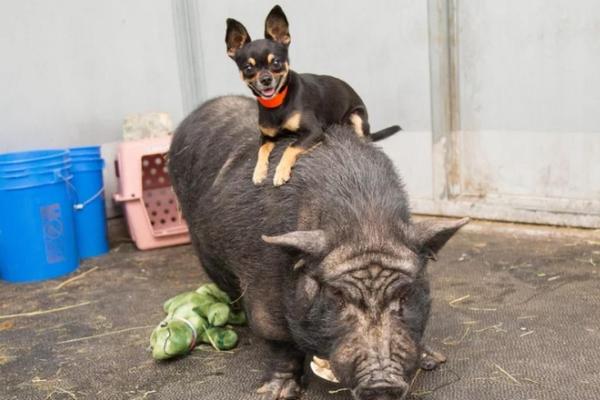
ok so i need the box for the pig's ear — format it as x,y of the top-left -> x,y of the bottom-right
413,218 -> 470,259
262,230 -> 327,255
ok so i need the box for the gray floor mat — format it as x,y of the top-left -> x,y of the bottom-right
1,221 -> 599,400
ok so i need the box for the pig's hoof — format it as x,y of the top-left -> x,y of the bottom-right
257,372 -> 302,399
420,347 -> 447,371
273,167 -> 291,186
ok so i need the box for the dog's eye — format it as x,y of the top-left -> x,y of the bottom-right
271,58 -> 282,70
243,64 -> 255,75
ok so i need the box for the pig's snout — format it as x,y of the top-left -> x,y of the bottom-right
355,382 -> 410,400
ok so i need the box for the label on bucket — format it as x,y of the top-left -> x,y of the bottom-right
40,204 -> 65,264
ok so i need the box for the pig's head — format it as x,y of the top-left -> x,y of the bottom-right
263,217 -> 469,400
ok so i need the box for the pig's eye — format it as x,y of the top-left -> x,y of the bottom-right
328,288 -> 346,309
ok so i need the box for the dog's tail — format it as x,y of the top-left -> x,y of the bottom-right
370,125 -> 402,142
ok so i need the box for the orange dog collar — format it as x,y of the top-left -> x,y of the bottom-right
257,86 -> 289,108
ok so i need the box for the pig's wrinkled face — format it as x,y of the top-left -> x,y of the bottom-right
264,218 -> 469,400
289,250 -> 428,400
327,264 -> 423,399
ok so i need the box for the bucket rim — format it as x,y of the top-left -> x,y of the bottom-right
69,146 -> 101,155
70,156 -> 103,162
0,149 -> 69,166
0,164 -> 71,178
69,145 -> 101,151
0,157 -> 72,173
0,170 -> 72,191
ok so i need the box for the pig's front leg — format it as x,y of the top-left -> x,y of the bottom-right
245,289 -> 305,399
257,341 -> 305,400
420,344 -> 447,370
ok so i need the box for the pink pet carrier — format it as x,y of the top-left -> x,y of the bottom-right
113,136 -> 190,250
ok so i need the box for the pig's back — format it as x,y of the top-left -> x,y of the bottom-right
169,96 -> 259,213
170,96 -> 300,286
169,95 -> 410,284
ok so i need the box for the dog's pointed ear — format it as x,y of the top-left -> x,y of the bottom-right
226,18 -> 251,58
264,5 -> 291,46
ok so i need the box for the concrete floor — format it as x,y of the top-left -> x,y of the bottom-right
1,219 -> 599,400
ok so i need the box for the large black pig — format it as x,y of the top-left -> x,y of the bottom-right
169,96 -> 468,400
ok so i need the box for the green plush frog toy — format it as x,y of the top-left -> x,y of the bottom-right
150,283 -> 246,360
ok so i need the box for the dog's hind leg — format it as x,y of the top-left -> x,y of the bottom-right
347,108 -> 370,138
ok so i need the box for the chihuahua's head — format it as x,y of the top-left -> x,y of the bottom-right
226,5 -> 291,99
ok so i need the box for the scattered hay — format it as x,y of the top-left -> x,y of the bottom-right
54,267 -> 99,290
517,315 -> 537,320
57,325 -> 153,345
407,367 -> 422,393
0,301 -> 93,320
0,320 -> 14,331
473,377 -> 501,382
411,389 -> 433,397
448,294 -> 471,308
44,387 -> 78,400
442,327 -> 471,346
575,257 -> 597,267
413,368 -> 462,395
446,295 -> 496,312
492,363 -> 520,385
328,388 -> 351,395
0,354 -> 11,365
474,323 -> 506,334
230,284 -> 249,305
132,390 -> 157,400
194,345 -> 237,355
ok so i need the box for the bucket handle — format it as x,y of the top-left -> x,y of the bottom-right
73,186 -> 105,210
55,170 -> 105,211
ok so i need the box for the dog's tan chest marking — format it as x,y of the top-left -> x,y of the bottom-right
259,125 -> 279,137
283,112 -> 302,132
259,111 -> 300,137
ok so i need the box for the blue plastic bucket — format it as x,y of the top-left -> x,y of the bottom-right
0,150 -> 79,283
0,150 -> 70,174
69,146 -> 109,259
70,146 -> 100,158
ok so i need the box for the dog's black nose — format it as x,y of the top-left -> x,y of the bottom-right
259,75 -> 273,86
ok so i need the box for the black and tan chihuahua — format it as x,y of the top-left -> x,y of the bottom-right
226,5 -> 401,186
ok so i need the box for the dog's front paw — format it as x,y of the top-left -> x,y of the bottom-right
257,372 -> 302,400
253,163 -> 269,185
273,165 -> 292,186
